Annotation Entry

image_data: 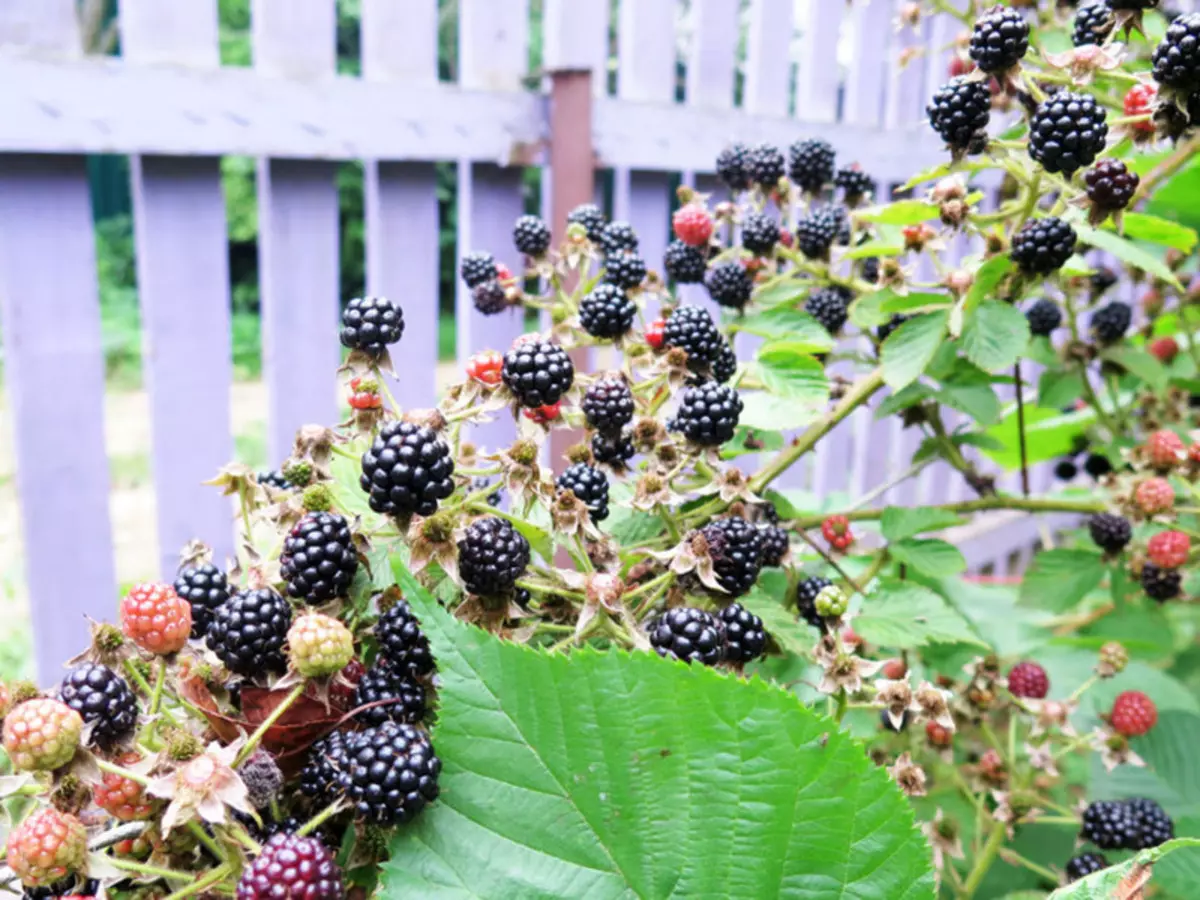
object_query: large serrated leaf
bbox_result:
[1110,212,1197,254]
[881,311,950,390]
[1047,838,1200,899]
[1073,221,1183,289]
[881,507,967,541]
[962,300,1030,372]
[887,538,967,577]
[855,579,987,650]
[383,567,936,899]
[756,343,830,400]
[1019,548,1106,613]
[735,307,834,351]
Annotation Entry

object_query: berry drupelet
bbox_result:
[375,600,435,678]
[206,588,292,677]
[280,511,358,603]
[1088,513,1131,553]
[1011,217,1077,275]
[502,339,575,407]
[1025,298,1063,337]
[582,377,635,435]
[56,664,138,747]
[705,261,754,310]
[718,603,767,664]
[664,240,708,284]
[1073,2,1115,46]
[459,251,497,289]
[339,296,404,358]
[968,5,1030,74]
[701,517,764,597]
[747,143,785,190]
[674,381,743,446]
[342,721,441,826]
[806,286,851,335]
[579,284,636,339]
[1029,92,1109,176]
[360,421,455,518]
[1065,852,1108,882]
[1091,302,1132,344]
[351,666,426,726]
[236,833,343,900]
[174,562,230,638]
[648,607,725,666]
[716,143,752,192]
[512,214,551,256]
[556,463,610,522]
[796,576,832,629]
[567,203,607,242]
[928,77,991,152]
[602,249,648,290]
[663,305,722,369]
[1152,13,1200,94]
[1085,159,1139,213]
[741,212,780,255]
[458,516,531,598]
[787,138,836,194]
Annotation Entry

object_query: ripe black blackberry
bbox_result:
[580,284,636,339]
[57,663,138,746]
[1029,91,1109,175]
[501,339,575,407]
[664,240,708,284]
[759,524,789,567]
[1127,798,1174,848]
[712,340,738,385]
[968,5,1030,74]
[1025,298,1063,337]
[339,296,404,357]
[581,377,634,434]
[342,721,440,825]
[674,381,743,446]
[567,203,607,242]
[716,143,753,192]
[881,710,911,733]
[280,511,358,603]
[1088,512,1131,553]
[174,562,230,637]
[1153,13,1200,93]
[1073,2,1115,46]
[1142,562,1181,602]
[1085,159,1139,212]
[795,206,842,260]
[805,286,851,335]
[599,220,639,254]
[705,261,753,309]
[513,214,551,256]
[238,750,283,810]
[458,515,531,597]
[787,138,836,194]
[835,166,874,204]
[701,517,764,597]
[741,213,780,255]
[1091,266,1118,297]
[1091,301,1132,343]
[861,256,880,284]
[257,469,292,492]
[207,588,292,677]
[592,431,635,467]
[1081,799,1142,850]
[375,599,435,678]
[718,603,767,664]
[927,77,992,152]
[602,249,647,290]
[648,607,724,666]
[877,314,910,344]
[1110,0,1158,8]
[796,576,832,629]
[1055,458,1079,481]
[1066,852,1108,882]
[1011,217,1077,275]
[557,463,610,522]
[747,143,785,190]
[23,879,98,900]
[663,305,722,369]
[351,666,426,726]
[360,420,455,517]
[471,280,509,316]
[298,730,352,805]
[459,251,497,288]
[1085,453,1114,479]
[236,831,343,900]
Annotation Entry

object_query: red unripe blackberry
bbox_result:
[280,511,358,604]
[581,377,634,435]
[567,203,607,242]
[969,5,1030,74]
[1141,562,1182,602]
[796,576,832,630]
[1150,336,1179,363]
[746,143,785,189]
[339,296,404,357]
[716,143,753,192]
[712,340,738,385]
[5,809,88,888]
[236,832,343,900]
[741,212,780,255]
[1066,852,1108,882]
[471,279,509,316]
[1153,13,1200,93]
[663,240,708,284]
[805,286,851,335]
[645,318,666,350]
[1134,476,1174,515]
[705,261,754,310]
[556,463,610,522]
[718,603,767,663]
[602,249,647,290]
[56,663,138,747]
[93,753,155,820]
[1088,513,1131,553]
[1110,690,1157,736]
[360,420,456,518]
[1081,799,1140,850]
[821,514,854,551]
[458,516,531,598]
[459,251,497,288]
[501,339,575,407]
[1085,159,1139,212]
[512,214,551,256]
[1025,298,1062,336]
[120,583,192,655]
[673,381,743,446]
[787,138,835,193]
[374,600,434,679]
[1029,91,1108,175]
[351,665,426,726]
[206,588,292,677]
[1006,661,1049,699]
[1147,530,1189,569]
[1074,2,1115,46]
[648,607,724,666]
[1123,82,1157,135]
[343,721,440,825]
[2,700,83,772]
[925,721,953,748]
[1091,301,1132,344]
[522,401,562,424]
[580,284,636,339]
[672,204,714,248]
[701,517,765,597]
[927,77,991,151]
[1145,429,1185,471]
[466,349,503,386]
[663,305,722,369]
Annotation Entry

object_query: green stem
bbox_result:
[149,658,167,717]
[834,690,848,725]
[162,864,232,900]
[106,857,194,882]
[95,757,151,787]
[187,820,225,862]
[962,824,1005,898]
[297,800,346,838]
[234,682,305,767]
[998,848,1059,885]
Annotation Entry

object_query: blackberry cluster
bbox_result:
[1065,852,1108,883]
[459,251,497,288]
[599,221,639,254]
[747,143,785,189]
[741,213,780,255]
[1152,13,1200,93]
[1029,92,1109,175]
[805,286,851,335]
[674,381,743,446]
[712,341,738,385]
[1091,266,1118,297]
[457,516,531,598]
[375,600,434,678]
[1088,513,1131,553]
[1085,453,1114,479]
[592,431,635,467]
[502,339,575,407]
[835,167,873,203]
[861,256,880,285]
[1011,216,1077,275]
[342,721,441,826]
[1055,458,1079,481]
[280,511,358,603]
[351,665,426,726]
[705,261,753,309]
[795,207,842,259]
[339,296,404,358]
[582,377,635,434]
[877,314,910,344]
[718,604,767,664]
[968,5,1030,74]
[299,731,352,805]
[1091,301,1132,343]
[716,143,752,192]
[927,77,991,152]
[257,470,292,492]
[207,588,292,677]
[567,203,607,242]
[472,280,508,316]
[788,139,835,194]
[648,607,724,666]
[796,576,832,629]
[664,240,708,284]
[1142,563,1181,601]
[1127,798,1174,848]
[1081,798,1173,850]
[513,214,551,256]
[700,518,764,597]
[663,305,722,369]
[580,284,636,339]
[1025,298,1063,337]
[758,523,789,567]
[57,664,138,747]
[360,421,456,518]
[1085,159,1139,211]
[174,562,230,637]
[603,249,647,289]
[556,463,610,522]
[1073,2,1114,46]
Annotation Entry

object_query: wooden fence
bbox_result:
[0,0,1139,681]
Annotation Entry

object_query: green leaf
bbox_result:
[741,575,811,656]
[855,199,939,225]
[1073,221,1183,289]
[887,539,967,577]
[881,311,950,391]
[735,308,835,352]
[937,381,1001,425]
[750,278,807,308]
[841,239,903,260]
[963,254,1014,316]
[855,579,987,650]
[961,300,1030,372]
[1112,212,1198,254]
[1038,368,1084,409]
[982,405,1090,469]
[383,567,937,899]
[1047,838,1200,899]
[756,343,831,400]
[881,507,967,541]
[1101,344,1168,392]
[851,290,951,330]
[738,390,827,432]
[1019,549,1106,613]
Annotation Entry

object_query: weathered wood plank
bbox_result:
[843,0,892,127]
[543,0,607,90]
[885,8,928,130]
[686,0,740,110]
[796,0,844,123]
[460,0,529,92]
[0,0,80,55]
[362,0,438,84]
[742,0,793,117]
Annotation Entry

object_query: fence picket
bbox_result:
[686,0,740,110]
[885,9,929,130]
[796,0,844,123]
[743,0,794,118]
[843,0,892,127]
